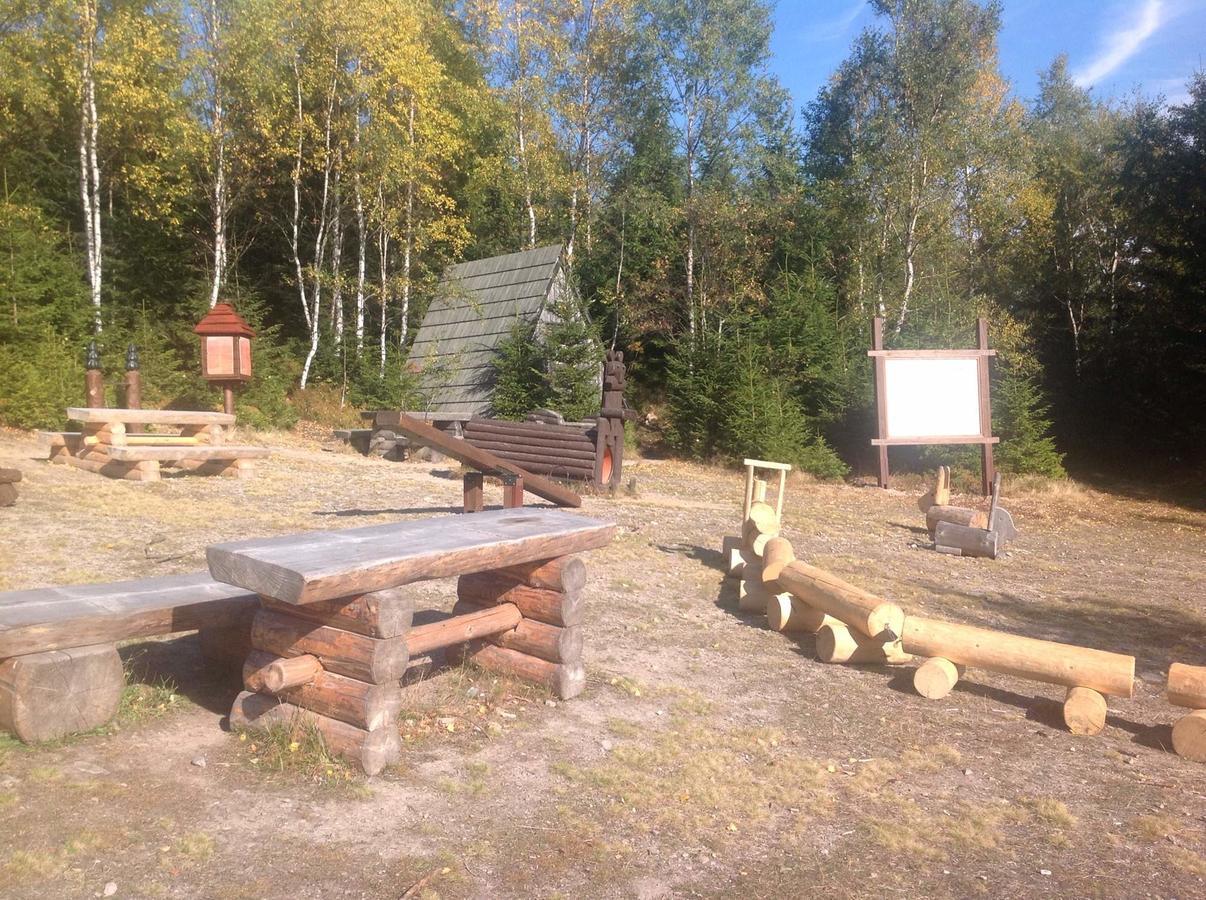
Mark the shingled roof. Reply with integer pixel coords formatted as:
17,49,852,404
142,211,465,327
407,244,571,418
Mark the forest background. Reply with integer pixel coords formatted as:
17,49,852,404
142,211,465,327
1,0,1202,482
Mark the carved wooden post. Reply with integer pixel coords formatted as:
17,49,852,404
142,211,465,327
85,342,105,408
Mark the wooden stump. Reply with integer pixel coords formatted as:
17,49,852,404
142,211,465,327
913,657,963,699
0,644,123,742
1063,686,1107,736
1171,710,1206,763
760,537,795,585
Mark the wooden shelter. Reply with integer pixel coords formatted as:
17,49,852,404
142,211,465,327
406,244,593,419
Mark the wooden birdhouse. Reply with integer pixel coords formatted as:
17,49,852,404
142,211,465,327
195,303,255,414
195,302,254,383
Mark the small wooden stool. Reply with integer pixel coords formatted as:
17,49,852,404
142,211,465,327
742,458,791,521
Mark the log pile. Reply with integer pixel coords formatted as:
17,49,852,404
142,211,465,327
1167,663,1206,763
228,553,593,774
719,477,1136,736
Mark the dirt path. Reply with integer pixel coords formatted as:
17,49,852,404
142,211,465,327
1,428,1204,899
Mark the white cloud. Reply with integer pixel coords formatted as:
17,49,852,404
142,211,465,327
802,1,866,43
1073,0,1165,87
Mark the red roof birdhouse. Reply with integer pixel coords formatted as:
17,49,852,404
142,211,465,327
195,302,254,383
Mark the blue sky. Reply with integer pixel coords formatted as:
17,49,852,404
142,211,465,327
769,0,1205,116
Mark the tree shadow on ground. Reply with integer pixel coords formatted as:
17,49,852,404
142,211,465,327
313,506,462,517
903,578,1206,671
657,543,724,571
886,521,931,536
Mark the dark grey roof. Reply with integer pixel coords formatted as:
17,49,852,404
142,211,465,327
407,244,566,417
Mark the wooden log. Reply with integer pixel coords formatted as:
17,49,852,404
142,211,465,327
815,622,910,665
913,657,964,699
753,478,769,503
457,576,580,627
777,560,905,642
69,407,234,426
405,603,521,656
0,644,123,742
260,589,413,638
901,616,1135,697
461,417,593,439
59,451,158,481
449,641,585,700
926,505,988,533
725,541,756,579
452,601,581,664
83,422,126,446
262,654,322,692
207,510,612,605
229,691,400,775
1172,710,1206,763
933,521,1001,558
123,434,203,446
241,651,401,731
761,537,795,585
480,458,595,481
463,426,598,453
744,500,779,538
487,555,587,594
742,520,777,558
738,568,771,612
766,594,837,634
250,609,409,684
386,413,583,507
466,438,598,463
1167,662,1206,709
1063,686,1107,736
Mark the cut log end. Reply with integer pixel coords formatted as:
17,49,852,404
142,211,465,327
1063,686,1107,736
1171,709,1206,763
1167,662,1206,710
914,657,963,699
816,622,910,665
0,644,124,743
766,594,834,634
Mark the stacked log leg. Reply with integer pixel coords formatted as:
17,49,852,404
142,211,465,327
229,587,412,775
450,556,586,700
1167,663,1206,763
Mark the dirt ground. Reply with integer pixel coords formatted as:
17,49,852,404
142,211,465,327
0,425,1203,899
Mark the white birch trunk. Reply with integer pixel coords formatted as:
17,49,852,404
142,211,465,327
78,0,102,333
206,0,227,308
399,96,415,354
299,64,339,390
353,89,367,354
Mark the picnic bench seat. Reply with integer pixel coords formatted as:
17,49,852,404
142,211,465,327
43,407,267,481
0,573,258,742
212,507,615,774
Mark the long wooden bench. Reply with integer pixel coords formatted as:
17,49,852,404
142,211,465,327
211,507,615,774
0,574,258,742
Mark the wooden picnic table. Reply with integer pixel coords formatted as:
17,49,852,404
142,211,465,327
43,407,268,481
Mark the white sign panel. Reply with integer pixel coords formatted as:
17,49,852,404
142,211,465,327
884,357,982,439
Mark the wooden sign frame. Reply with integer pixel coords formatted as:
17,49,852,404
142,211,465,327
869,317,998,495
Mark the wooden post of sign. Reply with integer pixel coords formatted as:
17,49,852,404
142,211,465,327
464,472,484,513
976,318,995,497
871,317,890,489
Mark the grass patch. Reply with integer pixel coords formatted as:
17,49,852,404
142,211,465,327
116,675,183,727
551,718,828,842
1133,814,1180,842
1025,797,1078,830
233,722,358,786
436,761,491,797
864,799,1006,859
1167,847,1206,877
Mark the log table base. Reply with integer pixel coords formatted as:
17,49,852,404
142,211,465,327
228,552,594,773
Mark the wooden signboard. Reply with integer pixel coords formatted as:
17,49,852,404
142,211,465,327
870,317,998,495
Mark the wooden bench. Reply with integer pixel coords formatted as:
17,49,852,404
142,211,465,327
210,507,615,774
0,573,259,742
43,407,268,481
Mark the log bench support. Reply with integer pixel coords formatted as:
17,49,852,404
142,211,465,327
229,553,590,774
0,644,124,742
230,588,413,775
